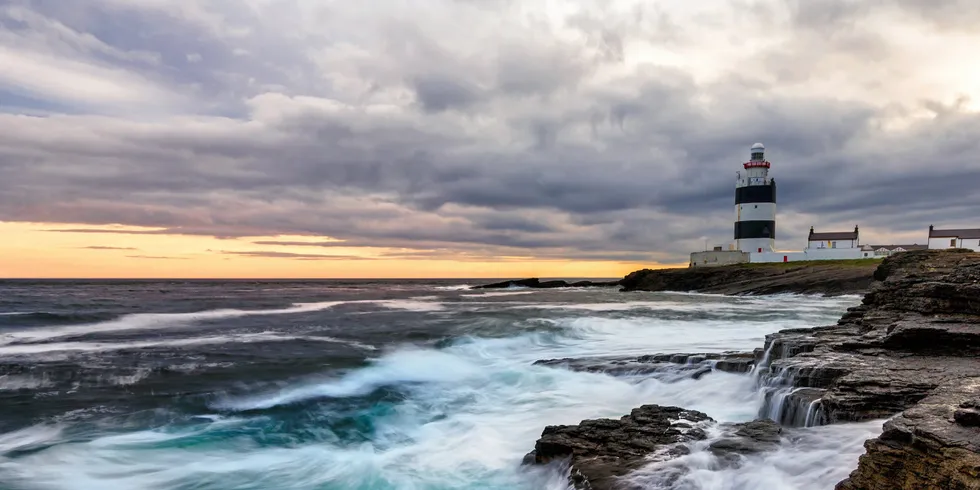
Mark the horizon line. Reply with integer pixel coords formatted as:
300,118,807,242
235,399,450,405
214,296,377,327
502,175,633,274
0,276,637,281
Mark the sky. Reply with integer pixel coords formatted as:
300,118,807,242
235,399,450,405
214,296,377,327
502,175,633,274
1,0,979,278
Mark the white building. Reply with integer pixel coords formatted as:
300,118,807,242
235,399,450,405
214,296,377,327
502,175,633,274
807,226,860,250
927,225,980,251
867,244,927,257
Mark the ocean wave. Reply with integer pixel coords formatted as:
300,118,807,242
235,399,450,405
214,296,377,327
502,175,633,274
0,301,346,345
460,291,537,298
432,284,474,291
0,332,376,356
0,374,54,391
0,424,64,455
0,298,454,347
0,311,118,324
373,300,445,312
212,347,480,411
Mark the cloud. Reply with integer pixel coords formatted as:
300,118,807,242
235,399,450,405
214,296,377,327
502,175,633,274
126,255,189,260
219,250,373,261
77,245,138,250
1,0,979,264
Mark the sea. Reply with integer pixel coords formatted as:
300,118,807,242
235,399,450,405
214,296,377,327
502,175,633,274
0,279,885,490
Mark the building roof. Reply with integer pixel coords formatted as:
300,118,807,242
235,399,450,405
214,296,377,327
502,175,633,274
808,225,859,241
867,244,927,251
928,226,980,239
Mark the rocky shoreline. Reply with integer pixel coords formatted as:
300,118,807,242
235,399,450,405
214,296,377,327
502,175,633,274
522,250,980,489
474,259,878,296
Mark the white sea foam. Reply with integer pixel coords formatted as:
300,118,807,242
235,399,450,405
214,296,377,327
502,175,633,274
626,419,885,489
433,284,474,291
373,300,446,312
0,333,374,355
460,291,537,297
0,301,346,345
0,425,63,454
0,374,53,391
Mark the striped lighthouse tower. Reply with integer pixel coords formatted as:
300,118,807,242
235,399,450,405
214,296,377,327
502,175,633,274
734,142,776,253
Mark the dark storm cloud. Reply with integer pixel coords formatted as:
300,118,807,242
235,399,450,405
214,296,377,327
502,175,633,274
2,0,979,263
412,75,483,113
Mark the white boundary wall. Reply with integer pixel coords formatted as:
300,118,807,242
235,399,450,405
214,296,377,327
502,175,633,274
749,248,875,263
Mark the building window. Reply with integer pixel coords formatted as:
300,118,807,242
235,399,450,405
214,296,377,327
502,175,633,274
832,241,837,249
951,238,957,247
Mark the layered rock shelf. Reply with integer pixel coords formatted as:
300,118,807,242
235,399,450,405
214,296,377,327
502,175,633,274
523,405,783,490
475,259,878,295
524,250,980,489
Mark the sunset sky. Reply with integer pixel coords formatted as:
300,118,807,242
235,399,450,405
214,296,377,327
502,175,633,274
1,0,979,278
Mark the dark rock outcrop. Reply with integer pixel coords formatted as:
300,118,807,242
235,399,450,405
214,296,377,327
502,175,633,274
472,278,620,289
708,419,783,459
524,405,711,489
523,405,784,490
836,378,980,490
533,351,756,379
619,261,877,296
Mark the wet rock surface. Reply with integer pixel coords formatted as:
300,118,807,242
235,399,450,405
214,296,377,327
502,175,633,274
707,419,783,458
524,405,711,490
533,352,756,379
523,405,785,490
836,378,980,490
752,250,980,489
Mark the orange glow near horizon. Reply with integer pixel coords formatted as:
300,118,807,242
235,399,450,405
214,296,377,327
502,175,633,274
0,222,679,279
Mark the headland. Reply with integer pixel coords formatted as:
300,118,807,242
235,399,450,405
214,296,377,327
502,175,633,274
519,249,980,489
474,258,879,296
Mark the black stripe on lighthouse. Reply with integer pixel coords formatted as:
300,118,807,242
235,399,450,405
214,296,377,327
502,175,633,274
734,182,777,204
735,220,776,240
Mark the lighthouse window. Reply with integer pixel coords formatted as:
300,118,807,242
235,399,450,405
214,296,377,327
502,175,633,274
754,205,757,208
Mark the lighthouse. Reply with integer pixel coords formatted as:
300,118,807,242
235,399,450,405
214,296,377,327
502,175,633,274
734,142,776,253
